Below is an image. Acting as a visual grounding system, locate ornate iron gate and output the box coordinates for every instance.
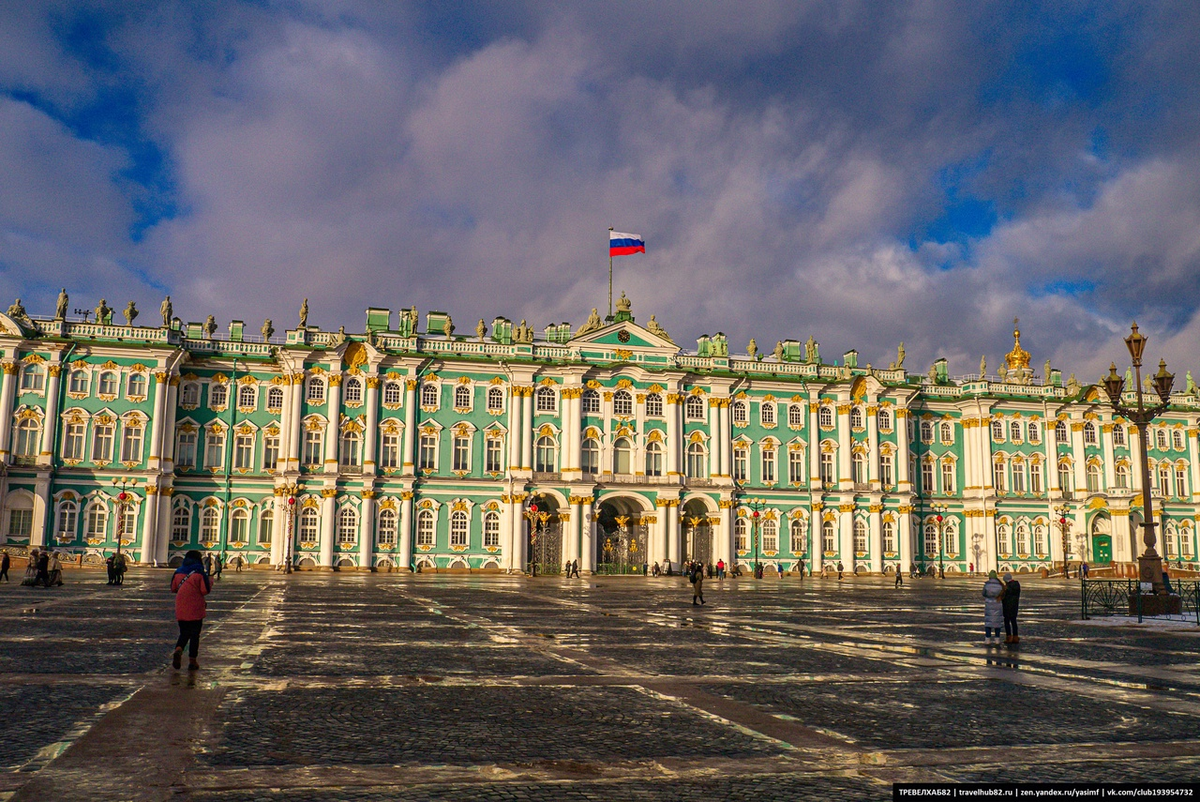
[529,520,563,575]
[685,519,713,565]
[596,521,649,575]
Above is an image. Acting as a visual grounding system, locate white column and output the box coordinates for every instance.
[507,389,522,471]
[869,506,882,573]
[898,509,913,573]
[399,490,414,570]
[288,373,304,471]
[32,477,49,549]
[402,380,418,476]
[364,378,380,472]
[39,364,63,465]
[1071,421,1086,493]
[839,506,853,567]
[982,513,998,573]
[569,496,583,564]
[154,488,174,565]
[666,502,680,570]
[809,401,822,491]
[324,374,342,474]
[666,394,681,477]
[161,378,180,469]
[652,502,668,567]
[521,389,534,470]
[270,494,286,566]
[1188,428,1200,504]
[896,409,912,492]
[867,405,880,487]
[359,493,375,569]
[837,405,852,491]
[562,389,579,477]
[718,401,731,477]
[1103,421,1117,490]
[319,490,336,568]
[145,371,168,470]
[813,512,825,573]
[581,499,596,573]
[138,487,159,564]
[0,362,18,460]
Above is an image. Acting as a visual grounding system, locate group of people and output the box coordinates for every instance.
[105,552,128,585]
[981,571,1022,645]
[16,549,65,588]
[561,560,581,578]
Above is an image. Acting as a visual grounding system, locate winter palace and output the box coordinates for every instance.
[1,291,1198,576]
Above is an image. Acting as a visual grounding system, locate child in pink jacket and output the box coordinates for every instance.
[171,550,211,670]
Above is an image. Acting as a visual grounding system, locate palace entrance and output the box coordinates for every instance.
[595,497,649,575]
[526,494,563,575]
[681,499,714,565]
[1090,513,1112,565]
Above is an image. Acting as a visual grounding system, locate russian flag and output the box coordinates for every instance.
[609,231,645,257]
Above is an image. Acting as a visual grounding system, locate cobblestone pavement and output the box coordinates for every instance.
[2,570,1199,801]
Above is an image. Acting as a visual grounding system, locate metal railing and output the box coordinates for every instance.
[1082,578,1200,624]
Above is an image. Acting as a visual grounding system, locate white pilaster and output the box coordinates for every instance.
[359,493,375,569]
[319,490,336,568]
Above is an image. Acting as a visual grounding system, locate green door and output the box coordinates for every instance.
[1091,534,1112,564]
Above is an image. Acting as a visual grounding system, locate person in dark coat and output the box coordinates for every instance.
[895,563,903,588]
[106,554,116,585]
[35,551,51,588]
[0,550,9,582]
[837,561,844,581]
[691,562,705,606]
[1002,572,1021,644]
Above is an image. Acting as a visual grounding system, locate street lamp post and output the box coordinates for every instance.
[111,477,137,564]
[1054,503,1072,579]
[1101,322,1174,596]
[932,502,948,579]
[743,497,766,578]
[280,481,299,574]
[523,499,548,576]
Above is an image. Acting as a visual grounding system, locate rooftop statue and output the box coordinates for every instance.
[645,315,671,343]
[1044,359,1052,381]
[56,288,69,320]
[160,296,172,327]
[615,291,632,313]
[7,298,26,320]
[95,299,112,325]
[203,315,217,339]
[576,308,604,336]
[299,298,309,328]
[773,341,784,362]
[979,355,987,377]
[747,338,758,358]
[262,319,274,341]
[476,319,487,340]
[445,314,454,337]
[896,341,905,368]
[123,300,138,327]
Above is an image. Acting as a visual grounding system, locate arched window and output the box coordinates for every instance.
[210,383,228,408]
[454,384,472,409]
[686,442,707,479]
[416,509,435,546]
[335,507,357,547]
[613,390,633,417]
[534,435,557,472]
[849,406,863,429]
[1028,422,1041,444]
[487,386,504,412]
[645,441,664,477]
[181,382,199,406]
[645,393,663,417]
[991,420,1004,441]
[238,384,256,409]
[1086,463,1101,493]
[14,418,40,458]
[877,408,891,431]
[581,438,600,474]
[1011,460,1026,493]
[230,509,250,545]
[1112,424,1126,446]
[819,406,834,428]
[997,523,1011,555]
[56,500,79,540]
[993,458,1006,493]
[1156,429,1169,450]
[1083,421,1097,445]
[343,377,363,404]
[851,451,866,484]
[69,370,89,395]
[87,504,109,541]
[98,371,118,396]
[1033,524,1047,556]
[258,509,273,545]
[1055,421,1068,443]
[820,452,835,485]
[882,521,895,553]
[1058,461,1072,493]
[128,373,148,398]
[790,518,807,554]
[299,507,320,544]
[879,452,894,489]
[822,521,836,553]
[1016,523,1031,555]
[377,509,398,548]
[921,420,934,442]
[200,507,220,544]
[853,520,867,554]
[732,400,749,425]
[171,505,191,543]
[761,402,776,426]
[20,364,45,392]
[941,459,956,493]
[267,387,284,410]
[789,404,805,428]
[1158,463,1171,494]
[450,510,469,547]
[1173,430,1185,450]
[383,382,403,407]
[582,389,601,414]
[1175,467,1187,498]
[939,422,953,443]
[1010,421,1022,442]
[734,518,748,552]
[923,522,938,556]
[535,386,556,412]
[420,383,439,407]
[482,511,500,547]
[762,519,778,552]
[1030,460,1044,493]
[1114,463,1129,489]
[685,395,705,420]
[340,429,361,468]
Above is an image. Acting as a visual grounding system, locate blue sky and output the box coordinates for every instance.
[3,1,1200,381]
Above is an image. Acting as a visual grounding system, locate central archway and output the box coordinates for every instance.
[681,498,714,565]
[594,496,649,575]
[527,493,563,575]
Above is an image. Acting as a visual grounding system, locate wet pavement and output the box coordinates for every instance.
[2,571,1199,801]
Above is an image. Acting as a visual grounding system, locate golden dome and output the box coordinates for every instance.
[1005,317,1031,371]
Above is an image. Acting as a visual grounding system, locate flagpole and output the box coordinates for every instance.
[608,227,614,319]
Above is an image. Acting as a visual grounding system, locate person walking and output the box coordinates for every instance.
[22,550,39,586]
[895,563,903,588]
[571,559,580,578]
[0,550,9,582]
[214,554,224,581]
[796,558,804,579]
[105,553,115,585]
[1002,572,1021,644]
[113,552,127,586]
[981,570,1006,645]
[837,561,844,581]
[48,552,63,587]
[171,550,212,671]
[691,562,705,606]
[35,550,51,588]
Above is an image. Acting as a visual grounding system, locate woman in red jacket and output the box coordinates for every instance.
[171,550,211,670]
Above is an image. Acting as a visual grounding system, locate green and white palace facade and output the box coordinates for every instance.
[1,297,1199,575]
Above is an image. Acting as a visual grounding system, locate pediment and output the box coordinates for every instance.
[568,321,677,351]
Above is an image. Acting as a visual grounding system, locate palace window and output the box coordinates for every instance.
[416,510,435,547]
[1010,421,1022,443]
[64,422,85,461]
[199,508,220,544]
[337,507,358,547]
[820,452,835,485]
[238,384,256,409]
[613,390,633,417]
[340,430,361,468]
[791,518,807,553]
[789,404,805,428]
[645,393,663,418]
[299,507,319,545]
[854,520,867,554]
[127,373,147,398]
[734,518,748,552]
[5,496,32,539]
[1083,421,1097,445]
[419,433,438,472]
[1112,425,1126,446]
[485,438,503,473]
[731,400,748,425]
[56,501,78,540]
[762,519,778,552]
[941,460,956,494]
[645,441,664,477]
[582,438,600,474]
[307,378,326,404]
[263,435,279,472]
[98,371,118,396]
[230,509,250,546]
[487,386,504,412]
[939,422,953,443]
[454,384,472,410]
[789,449,805,484]
[877,408,891,431]
[686,442,707,479]
[1086,464,1101,493]
[924,522,938,556]
[1159,465,1171,494]
[92,423,115,463]
[483,511,500,548]
[1174,430,1186,450]
[87,504,109,542]
[535,386,556,413]
[534,436,557,472]
[851,451,866,484]
[762,446,777,484]
[1012,462,1026,494]
[380,432,400,470]
[343,378,363,405]
[820,406,834,428]
[176,430,197,468]
[761,402,776,426]
[69,370,89,395]
[583,389,601,414]
[1028,422,1040,444]
[991,420,1004,442]
[921,460,934,493]
[233,433,253,470]
[303,430,323,467]
[1058,462,1072,494]
[384,382,403,407]
[732,446,748,482]
[1030,461,1043,494]
[119,424,143,464]
[850,406,863,429]
[823,521,836,553]
[1114,463,1129,489]
[1056,421,1068,444]
[14,419,39,458]
[685,395,705,420]
[921,421,934,443]
[377,510,398,548]
[258,510,273,546]
[883,521,895,553]
[209,383,227,408]
[450,510,469,547]
[452,434,470,472]
[205,430,225,469]
[880,453,894,489]
[992,460,1006,493]
[421,383,439,408]
[20,364,45,392]
[1176,468,1188,499]
[1033,525,1047,556]
[1156,429,1169,450]
[267,386,284,410]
